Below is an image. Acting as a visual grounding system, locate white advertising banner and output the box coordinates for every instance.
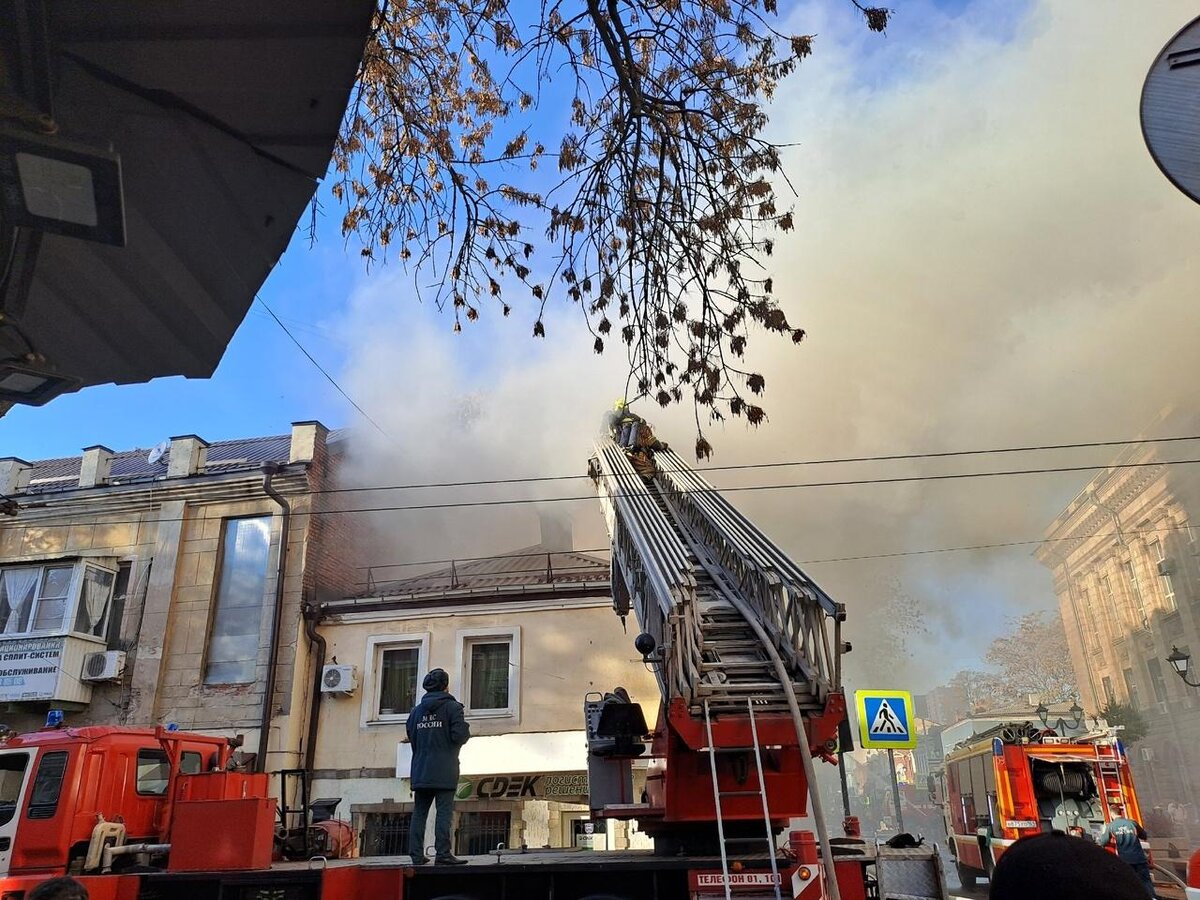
[397,730,589,779]
[0,637,65,701]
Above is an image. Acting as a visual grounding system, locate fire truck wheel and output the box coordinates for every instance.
[956,861,977,890]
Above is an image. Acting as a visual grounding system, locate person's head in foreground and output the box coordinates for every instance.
[29,876,89,900]
[989,831,1148,900]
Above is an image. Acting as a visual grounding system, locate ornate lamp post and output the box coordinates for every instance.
[1036,701,1085,733]
[1167,646,1200,688]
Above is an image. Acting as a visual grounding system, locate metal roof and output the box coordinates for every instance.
[22,433,294,494]
[362,545,611,599]
[1,2,374,397]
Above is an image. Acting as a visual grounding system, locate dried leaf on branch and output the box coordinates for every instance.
[336,0,889,456]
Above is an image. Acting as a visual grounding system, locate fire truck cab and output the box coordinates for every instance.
[937,723,1142,889]
[0,724,239,879]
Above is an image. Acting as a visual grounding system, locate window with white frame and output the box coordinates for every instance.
[1147,538,1176,610]
[364,633,429,725]
[458,627,520,717]
[0,562,116,639]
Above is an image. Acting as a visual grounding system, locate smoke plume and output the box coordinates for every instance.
[337,0,1200,691]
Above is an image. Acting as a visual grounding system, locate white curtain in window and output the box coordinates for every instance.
[1,570,38,634]
[77,569,112,635]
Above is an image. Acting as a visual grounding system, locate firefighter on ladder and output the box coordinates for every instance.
[607,401,669,477]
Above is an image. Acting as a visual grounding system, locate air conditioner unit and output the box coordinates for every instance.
[1156,558,1174,576]
[320,664,357,695]
[81,650,126,682]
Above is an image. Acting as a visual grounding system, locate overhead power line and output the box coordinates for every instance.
[256,297,390,439]
[15,457,1200,527]
[349,522,1192,589]
[309,433,1200,496]
[294,456,1200,514]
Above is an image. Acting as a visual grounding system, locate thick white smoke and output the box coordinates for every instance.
[336,0,1200,690]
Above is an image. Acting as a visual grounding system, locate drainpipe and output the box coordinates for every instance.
[302,599,326,776]
[257,462,290,774]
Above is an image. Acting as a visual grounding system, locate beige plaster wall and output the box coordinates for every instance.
[314,603,661,771]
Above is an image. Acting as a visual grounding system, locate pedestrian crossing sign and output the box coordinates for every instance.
[855,689,916,749]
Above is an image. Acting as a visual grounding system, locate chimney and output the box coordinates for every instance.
[539,512,573,552]
[289,420,329,464]
[1027,693,1043,708]
[0,458,32,495]
[78,445,114,488]
[167,435,208,478]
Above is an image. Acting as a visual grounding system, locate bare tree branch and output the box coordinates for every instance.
[336,0,890,456]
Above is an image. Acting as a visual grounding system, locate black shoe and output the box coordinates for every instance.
[410,855,429,866]
[435,855,469,866]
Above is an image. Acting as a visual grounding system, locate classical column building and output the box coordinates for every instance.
[1036,413,1200,819]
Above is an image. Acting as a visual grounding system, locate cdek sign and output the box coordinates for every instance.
[451,772,590,802]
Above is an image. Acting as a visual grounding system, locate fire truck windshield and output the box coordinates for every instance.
[1029,759,1102,832]
[0,753,29,827]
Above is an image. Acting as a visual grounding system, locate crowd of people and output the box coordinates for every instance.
[1145,801,1195,838]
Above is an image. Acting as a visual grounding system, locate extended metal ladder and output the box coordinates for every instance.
[703,698,782,900]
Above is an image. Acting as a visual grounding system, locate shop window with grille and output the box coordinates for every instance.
[360,812,413,856]
[456,810,511,856]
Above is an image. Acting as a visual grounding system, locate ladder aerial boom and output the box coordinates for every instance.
[590,438,845,726]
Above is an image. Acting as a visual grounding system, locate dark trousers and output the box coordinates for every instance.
[1130,861,1156,898]
[409,788,455,859]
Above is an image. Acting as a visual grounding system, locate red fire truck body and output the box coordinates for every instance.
[0,724,849,900]
[940,727,1143,889]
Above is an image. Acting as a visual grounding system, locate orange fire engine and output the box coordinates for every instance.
[937,721,1144,890]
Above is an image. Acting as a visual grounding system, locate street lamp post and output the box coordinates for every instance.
[1036,701,1085,734]
[1167,646,1200,688]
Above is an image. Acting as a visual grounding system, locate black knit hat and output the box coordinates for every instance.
[422,668,449,691]
[989,832,1147,900]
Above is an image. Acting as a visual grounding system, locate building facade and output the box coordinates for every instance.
[1036,422,1200,820]
[0,421,356,773]
[310,526,660,857]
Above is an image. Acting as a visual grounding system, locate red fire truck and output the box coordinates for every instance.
[0,438,948,900]
[937,721,1144,889]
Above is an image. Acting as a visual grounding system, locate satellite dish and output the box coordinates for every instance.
[1141,14,1200,204]
[147,440,170,466]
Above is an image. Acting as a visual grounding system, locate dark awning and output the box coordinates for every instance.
[0,1,374,396]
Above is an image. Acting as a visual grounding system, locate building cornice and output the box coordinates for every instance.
[4,466,312,524]
[321,593,611,624]
[1037,461,1168,565]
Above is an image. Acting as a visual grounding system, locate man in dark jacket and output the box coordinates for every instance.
[1098,805,1156,897]
[406,668,470,865]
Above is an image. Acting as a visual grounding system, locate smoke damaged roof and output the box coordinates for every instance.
[357,545,610,600]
